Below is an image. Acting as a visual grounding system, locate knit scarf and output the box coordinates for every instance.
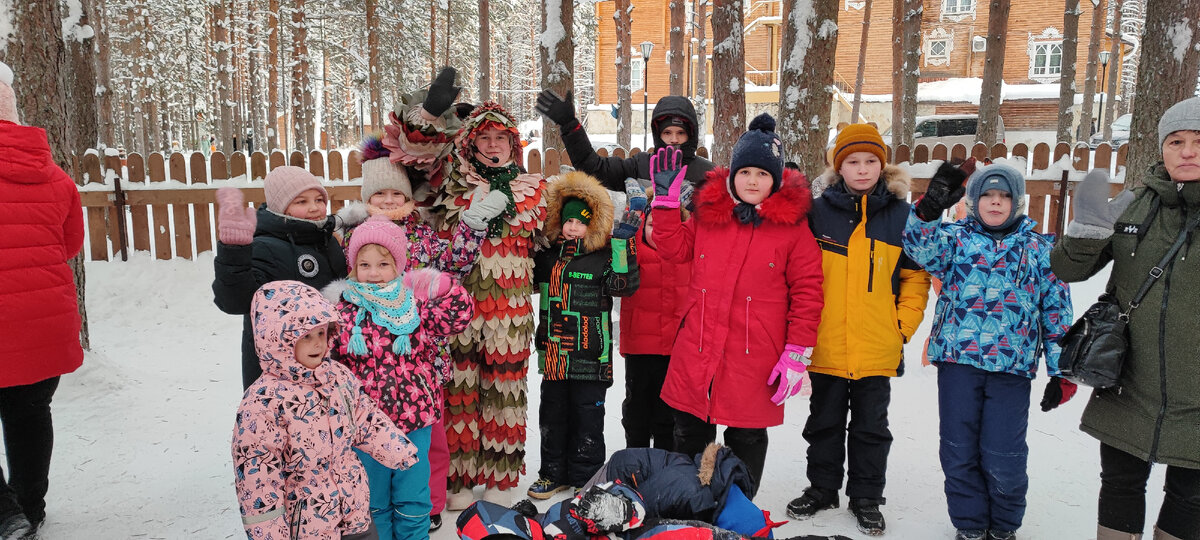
[341,279,420,356]
[470,157,518,236]
[733,202,764,227]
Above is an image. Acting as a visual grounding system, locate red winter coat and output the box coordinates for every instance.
[0,121,85,388]
[619,221,692,356]
[652,168,823,428]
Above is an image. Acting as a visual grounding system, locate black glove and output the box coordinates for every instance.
[1040,376,1078,412]
[915,158,974,221]
[535,89,577,127]
[423,66,461,118]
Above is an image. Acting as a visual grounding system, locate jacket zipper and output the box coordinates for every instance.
[698,289,707,352]
[1148,219,1184,461]
[867,239,876,293]
[745,296,752,354]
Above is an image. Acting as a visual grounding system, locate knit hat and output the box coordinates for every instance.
[832,123,888,172]
[1158,96,1200,147]
[652,114,690,136]
[0,61,17,123]
[729,113,785,196]
[562,197,592,224]
[264,166,328,214]
[965,163,1027,230]
[346,215,409,270]
[360,136,413,202]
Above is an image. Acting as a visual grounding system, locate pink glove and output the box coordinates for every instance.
[649,146,688,210]
[768,345,812,405]
[403,268,454,301]
[215,187,257,246]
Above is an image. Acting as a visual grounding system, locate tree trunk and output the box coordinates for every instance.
[778,0,838,181]
[291,0,312,152]
[709,0,745,165]
[1056,0,1081,143]
[1102,0,1125,140]
[479,0,492,102]
[669,0,685,95]
[215,2,233,153]
[540,0,574,153]
[900,0,920,148]
[694,0,709,146]
[430,1,438,80]
[268,0,280,150]
[366,0,382,129]
[93,0,115,148]
[851,0,872,121]
[1123,0,1200,187]
[977,0,1010,146]
[616,0,633,150]
[1076,0,1105,141]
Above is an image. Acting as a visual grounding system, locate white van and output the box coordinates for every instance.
[883,114,1005,148]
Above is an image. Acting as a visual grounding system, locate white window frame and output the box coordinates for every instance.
[631,54,645,92]
[940,0,976,22]
[1027,28,1064,82]
[845,0,867,10]
[924,28,955,67]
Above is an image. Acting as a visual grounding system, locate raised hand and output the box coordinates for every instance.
[535,89,577,127]
[1070,169,1135,237]
[215,187,257,246]
[915,157,974,221]
[423,66,462,118]
[613,179,647,240]
[649,147,688,211]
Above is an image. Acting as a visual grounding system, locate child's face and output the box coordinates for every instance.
[562,218,587,241]
[660,126,689,147]
[355,246,399,284]
[474,127,513,166]
[1162,130,1200,182]
[839,151,882,195]
[733,167,773,205]
[294,324,330,369]
[368,189,410,210]
[978,189,1013,227]
[286,188,328,220]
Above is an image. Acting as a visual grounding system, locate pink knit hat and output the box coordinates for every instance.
[346,216,409,270]
[0,61,17,123]
[264,166,328,214]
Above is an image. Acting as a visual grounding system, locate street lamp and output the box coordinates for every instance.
[1097,51,1111,138]
[641,41,654,150]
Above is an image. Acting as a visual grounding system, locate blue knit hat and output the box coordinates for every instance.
[965,163,1026,230]
[729,114,784,199]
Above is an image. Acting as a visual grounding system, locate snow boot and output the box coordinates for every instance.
[848,498,885,536]
[429,513,442,532]
[955,530,986,540]
[0,513,31,540]
[1152,527,1183,540]
[1097,525,1142,540]
[785,486,839,519]
[526,477,570,500]
[987,530,1016,540]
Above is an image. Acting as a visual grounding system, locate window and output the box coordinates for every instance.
[915,121,938,138]
[1030,42,1063,77]
[942,0,974,14]
[939,118,977,137]
[631,55,644,91]
[924,28,954,67]
[844,0,866,10]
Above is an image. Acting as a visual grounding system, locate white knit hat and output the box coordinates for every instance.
[0,61,17,123]
[361,158,414,202]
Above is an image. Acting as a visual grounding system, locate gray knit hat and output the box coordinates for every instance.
[1158,96,1200,147]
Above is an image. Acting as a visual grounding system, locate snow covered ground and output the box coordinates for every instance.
[5,253,1164,539]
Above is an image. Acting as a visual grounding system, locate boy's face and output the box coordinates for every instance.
[294,324,330,369]
[839,151,882,195]
[474,127,513,166]
[660,125,689,147]
[286,188,328,220]
[978,189,1013,227]
[368,189,410,210]
[733,166,773,205]
[356,247,399,284]
[1162,130,1200,182]
[562,218,588,240]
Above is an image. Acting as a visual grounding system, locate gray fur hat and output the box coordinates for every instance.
[1158,96,1200,147]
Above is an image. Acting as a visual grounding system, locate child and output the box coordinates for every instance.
[903,163,1074,540]
[232,280,418,540]
[324,217,475,540]
[787,124,932,536]
[526,171,642,498]
[214,166,348,389]
[650,113,824,493]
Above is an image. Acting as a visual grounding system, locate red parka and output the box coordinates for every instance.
[652,168,823,428]
[618,221,692,356]
[0,121,85,387]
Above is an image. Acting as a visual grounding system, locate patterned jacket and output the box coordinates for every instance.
[232,281,417,540]
[903,212,1072,378]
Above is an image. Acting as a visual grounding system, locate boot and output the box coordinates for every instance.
[1097,525,1143,540]
[848,498,885,536]
[1152,527,1182,540]
[447,488,475,511]
[785,486,839,519]
[0,513,31,540]
[954,530,986,540]
[987,531,1016,540]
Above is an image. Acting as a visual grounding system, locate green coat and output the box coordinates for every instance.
[1050,165,1200,468]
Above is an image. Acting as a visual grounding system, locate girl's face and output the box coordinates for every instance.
[562,218,588,241]
[840,151,883,195]
[474,127,513,166]
[733,167,773,206]
[660,126,689,147]
[1162,130,1200,182]
[286,189,328,220]
[368,189,410,210]
[355,246,399,284]
[978,189,1013,227]
[642,212,656,248]
[294,324,330,369]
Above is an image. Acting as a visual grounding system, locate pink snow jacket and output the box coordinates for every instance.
[232,281,418,540]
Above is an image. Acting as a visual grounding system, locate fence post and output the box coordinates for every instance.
[106,153,129,261]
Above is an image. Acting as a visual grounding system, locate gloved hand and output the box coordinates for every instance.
[1040,376,1078,412]
[768,345,812,405]
[535,89,577,127]
[613,179,647,240]
[461,187,509,231]
[649,146,688,209]
[1069,169,1136,238]
[216,187,257,245]
[422,66,462,118]
[915,158,974,221]
[403,268,454,301]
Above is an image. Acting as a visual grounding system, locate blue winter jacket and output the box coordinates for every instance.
[902,211,1072,378]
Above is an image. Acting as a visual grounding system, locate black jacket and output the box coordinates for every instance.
[591,445,756,523]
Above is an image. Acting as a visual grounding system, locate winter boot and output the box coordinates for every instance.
[527,478,570,500]
[954,530,986,540]
[447,488,475,511]
[0,513,31,540]
[429,513,443,532]
[1152,527,1183,540]
[1097,525,1143,540]
[987,530,1016,540]
[785,486,839,519]
[848,498,886,536]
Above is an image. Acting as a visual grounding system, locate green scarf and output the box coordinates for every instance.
[471,157,519,236]
[342,279,420,356]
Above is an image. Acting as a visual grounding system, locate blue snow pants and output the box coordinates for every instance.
[936,362,1031,533]
[356,426,432,540]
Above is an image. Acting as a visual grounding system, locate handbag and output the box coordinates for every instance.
[1059,211,1200,389]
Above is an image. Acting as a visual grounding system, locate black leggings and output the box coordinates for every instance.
[0,376,60,525]
[672,410,767,496]
[1098,443,1200,539]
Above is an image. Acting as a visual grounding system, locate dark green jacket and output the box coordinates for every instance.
[1050,165,1200,468]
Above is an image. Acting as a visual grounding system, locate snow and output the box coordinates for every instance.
[60,0,94,42]
[1167,19,1194,63]
[0,0,14,55]
[11,251,1165,538]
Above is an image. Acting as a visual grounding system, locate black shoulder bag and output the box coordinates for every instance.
[1059,210,1200,389]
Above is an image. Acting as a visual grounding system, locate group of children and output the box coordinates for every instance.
[215,67,1077,540]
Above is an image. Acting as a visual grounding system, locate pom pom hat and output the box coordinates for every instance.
[728,113,785,195]
[345,215,410,270]
[359,135,414,202]
[264,166,329,214]
[831,123,888,171]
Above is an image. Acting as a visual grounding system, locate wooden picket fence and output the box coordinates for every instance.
[74,142,1126,262]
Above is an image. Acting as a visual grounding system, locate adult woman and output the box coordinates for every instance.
[1050,96,1200,540]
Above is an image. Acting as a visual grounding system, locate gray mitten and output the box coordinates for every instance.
[1067,169,1136,239]
[461,188,510,231]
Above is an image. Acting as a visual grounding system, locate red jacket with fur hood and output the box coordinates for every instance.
[651,167,823,428]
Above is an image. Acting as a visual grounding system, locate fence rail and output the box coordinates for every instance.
[74,142,1127,262]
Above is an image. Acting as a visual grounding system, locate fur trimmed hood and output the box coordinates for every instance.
[812,163,912,199]
[694,167,812,226]
[544,171,614,253]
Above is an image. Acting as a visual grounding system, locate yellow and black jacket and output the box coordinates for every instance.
[807,165,931,379]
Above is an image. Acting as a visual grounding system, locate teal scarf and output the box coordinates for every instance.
[342,279,420,356]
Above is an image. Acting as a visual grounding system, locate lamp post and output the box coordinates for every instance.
[641,41,654,150]
[1097,51,1111,137]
